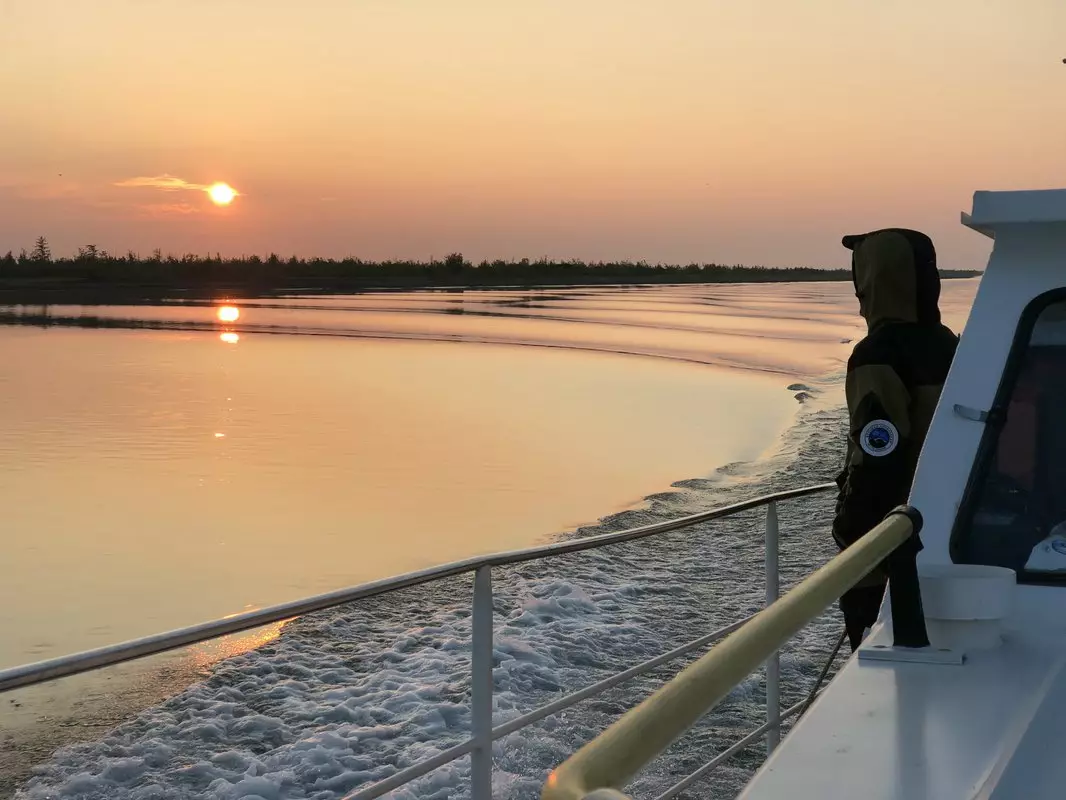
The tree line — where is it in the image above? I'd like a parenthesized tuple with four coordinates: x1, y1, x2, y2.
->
(0, 237, 979, 299)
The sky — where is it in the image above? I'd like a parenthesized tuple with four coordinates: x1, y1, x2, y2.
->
(1, 0, 1064, 269)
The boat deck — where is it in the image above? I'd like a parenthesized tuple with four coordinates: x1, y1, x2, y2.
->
(740, 626, 1066, 799)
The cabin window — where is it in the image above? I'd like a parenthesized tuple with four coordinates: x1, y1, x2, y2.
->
(953, 292, 1066, 581)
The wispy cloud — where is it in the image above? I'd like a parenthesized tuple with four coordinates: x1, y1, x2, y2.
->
(114, 174, 210, 192)
(137, 201, 200, 218)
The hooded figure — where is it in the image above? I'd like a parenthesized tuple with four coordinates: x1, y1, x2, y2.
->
(833, 228, 958, 650)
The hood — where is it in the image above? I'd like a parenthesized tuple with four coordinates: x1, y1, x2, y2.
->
(841, 228, 941, 328)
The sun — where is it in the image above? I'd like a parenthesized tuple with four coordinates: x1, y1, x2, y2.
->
(207, 182, 238, 206)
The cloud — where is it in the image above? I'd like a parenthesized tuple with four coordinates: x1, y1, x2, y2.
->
(137, 201, 200, 218)
(114, 174, 210, 192)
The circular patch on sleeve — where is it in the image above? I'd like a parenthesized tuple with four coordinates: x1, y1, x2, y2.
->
(859, 420, 899, 457)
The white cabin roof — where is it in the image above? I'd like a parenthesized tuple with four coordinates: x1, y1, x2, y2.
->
(963, 188, 1066, 238)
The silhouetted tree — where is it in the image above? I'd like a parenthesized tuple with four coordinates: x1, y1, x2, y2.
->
(31, 236, 51, 263)
(444, 253, 465, 276)
(76, 244, 100, 261)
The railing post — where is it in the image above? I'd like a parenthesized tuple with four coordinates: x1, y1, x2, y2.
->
(471, 566, 494, 800)
(764, 501, 780, 755)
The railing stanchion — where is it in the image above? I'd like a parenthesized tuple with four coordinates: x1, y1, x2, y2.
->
(471, 565, 495, 800)
(765, 500, 781, 755)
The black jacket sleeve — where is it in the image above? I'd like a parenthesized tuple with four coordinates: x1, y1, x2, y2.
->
(832, 359, 915, 550)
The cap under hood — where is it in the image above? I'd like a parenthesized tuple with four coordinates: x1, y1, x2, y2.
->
(841, 228, 941, 328)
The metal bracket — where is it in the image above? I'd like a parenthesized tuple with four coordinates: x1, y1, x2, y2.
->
(953, 404, 990, 423)
(856, 625, 965, 665)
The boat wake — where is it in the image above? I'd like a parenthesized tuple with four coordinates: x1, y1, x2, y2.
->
(0, 283, 867, 378)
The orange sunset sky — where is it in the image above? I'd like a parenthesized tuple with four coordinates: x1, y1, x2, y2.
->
(1, 0, 1064, 269)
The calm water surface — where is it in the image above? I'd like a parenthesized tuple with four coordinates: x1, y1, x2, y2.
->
(0, 306, 779, 668)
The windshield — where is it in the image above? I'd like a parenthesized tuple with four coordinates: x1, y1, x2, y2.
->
(954, 293, 1066, 577)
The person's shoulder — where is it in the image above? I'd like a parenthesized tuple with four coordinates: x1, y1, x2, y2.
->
(847, 322, 957, 375)
(847, 326, 899, 371)
(935, 323, 961, 347)
(917, 323, 960, 359)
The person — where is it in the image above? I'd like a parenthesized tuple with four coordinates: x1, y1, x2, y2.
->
(833, 228, 959, 651)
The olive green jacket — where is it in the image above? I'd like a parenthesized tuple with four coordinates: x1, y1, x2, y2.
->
(833, 229, 959, 585)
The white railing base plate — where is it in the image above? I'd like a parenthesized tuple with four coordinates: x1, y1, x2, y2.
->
(857, 634, 965, 665)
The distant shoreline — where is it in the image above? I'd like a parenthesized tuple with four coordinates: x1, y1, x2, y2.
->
(1, 243, 980, 303)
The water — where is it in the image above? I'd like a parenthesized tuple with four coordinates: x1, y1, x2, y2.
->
(0, 280, 978, 799)
(0, 326, 794, 671)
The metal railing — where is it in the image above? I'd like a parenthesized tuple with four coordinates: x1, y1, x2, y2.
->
(1, 482, 837, 800)
(541, 508, 922, 800)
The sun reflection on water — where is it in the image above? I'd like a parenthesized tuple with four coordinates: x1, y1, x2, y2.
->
(216, 305, 240, 323)
(187, 611, 293, 671)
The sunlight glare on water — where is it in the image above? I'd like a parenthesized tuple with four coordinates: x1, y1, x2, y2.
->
(216, 304, 240, 323)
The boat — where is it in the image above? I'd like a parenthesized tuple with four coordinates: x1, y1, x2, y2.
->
(1, 187, 1058, 799)
(541, 187, 1066, 799)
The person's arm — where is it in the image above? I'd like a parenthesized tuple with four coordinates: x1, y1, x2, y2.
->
(832, 357, 915, 550)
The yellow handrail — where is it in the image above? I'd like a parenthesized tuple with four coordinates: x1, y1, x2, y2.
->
(541, 510, 916, 800)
